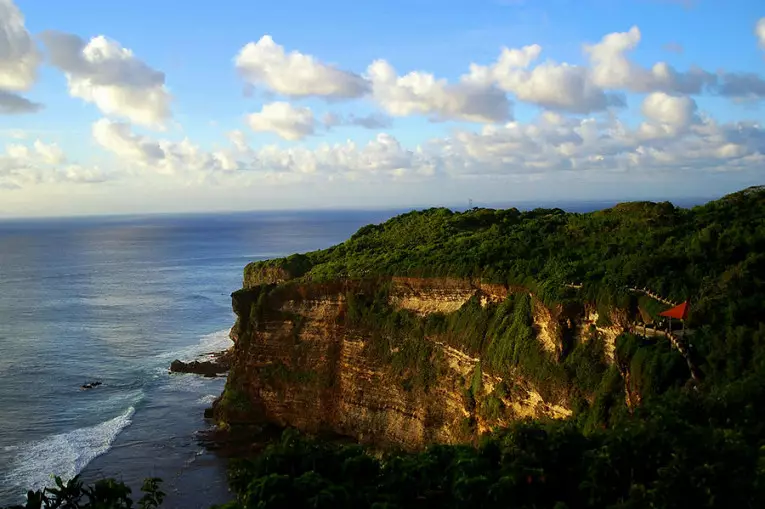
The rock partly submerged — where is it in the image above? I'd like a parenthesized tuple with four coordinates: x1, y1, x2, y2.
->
(169, 350, 232, 378)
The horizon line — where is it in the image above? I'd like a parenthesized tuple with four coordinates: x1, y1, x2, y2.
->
(0, 194, 723, 223)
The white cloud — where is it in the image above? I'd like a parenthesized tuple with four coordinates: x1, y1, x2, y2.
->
(366, 59, 511, 123)
(41, 32, 171, 127)
(638, 92, 697, 140)
(92, 118, 239, 174)
(585, 26, 715, 95)
(0, 139, 108, 189)
(246, 102, 316, 140)
(471, 44, 622, 113)
(32, 140, 66, 164)
(0, 0, 39, 91)
(227, 129, 249, 151)
(235, 35, 368, 99)
(0, 0, 41, 114)
(436, 112, 765, 176)
(757, 18, 765, 50)
(641, 92, 697, 127)
(81, 104, 765, 189)
(92, 118, 164, 163)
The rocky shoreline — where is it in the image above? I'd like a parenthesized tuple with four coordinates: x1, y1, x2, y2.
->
(169, 349, 232, 378)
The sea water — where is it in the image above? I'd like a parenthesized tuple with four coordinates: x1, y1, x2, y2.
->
(0, 210, 396, 507)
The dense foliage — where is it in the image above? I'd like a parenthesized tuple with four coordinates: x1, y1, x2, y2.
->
(3, 476, 164, 509)
(247, 186, 765, 386)
(6, 187, 765, 508)
(213, 380, 765, 509)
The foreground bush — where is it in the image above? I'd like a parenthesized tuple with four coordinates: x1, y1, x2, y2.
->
(3, 476, 164, 509)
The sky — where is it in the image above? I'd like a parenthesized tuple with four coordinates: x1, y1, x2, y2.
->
(0, 0, 764, 217)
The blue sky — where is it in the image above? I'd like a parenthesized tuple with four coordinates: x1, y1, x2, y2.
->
(0, 0, 764, 217)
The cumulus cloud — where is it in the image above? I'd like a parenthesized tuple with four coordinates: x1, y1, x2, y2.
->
(581, 25, 765, 100)
(586, 26, 716, 95)
(232, 24, 765, 122)
(641, 92, 697, 127)
(366, 59, 511, 123)
(0, 0, 41, 114)
(435, 112, 765, 176)
(246, 102, 316, 140)
(0, 139, 108, 188)
(470, 44, 622, 113)
(235, 35, 368, 99)
(40, 32, 171, 127)
(83, 103, 765, 188)
(92, 118, 164, 163)
(637, 92, 698, 140)
(5, 140, 65, 165)
(93, 118, 240, 174)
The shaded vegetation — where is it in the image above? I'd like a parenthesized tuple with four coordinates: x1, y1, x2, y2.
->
(3, 476, 164, 509)
(212, 376, 765, 509)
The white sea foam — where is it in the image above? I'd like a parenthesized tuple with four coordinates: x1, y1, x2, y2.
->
(195, 328, 234, 356)
(158, 329, 233, 364)
(3, 406, 136, 494)
(197, 394, 219, 405)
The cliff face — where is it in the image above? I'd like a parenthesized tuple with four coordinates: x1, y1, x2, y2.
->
(216, 276, 608, 450)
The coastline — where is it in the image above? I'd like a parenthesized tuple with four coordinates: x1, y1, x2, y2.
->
(76, 346, 238, 509)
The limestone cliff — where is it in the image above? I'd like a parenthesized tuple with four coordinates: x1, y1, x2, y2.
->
(214, 276, 614, 450)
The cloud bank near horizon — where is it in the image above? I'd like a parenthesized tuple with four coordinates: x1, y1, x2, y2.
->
(0, 0, 764, 215)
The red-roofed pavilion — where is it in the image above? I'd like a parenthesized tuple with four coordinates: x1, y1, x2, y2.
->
(659, 301, 689, 321)
(660, 301, 690, 335)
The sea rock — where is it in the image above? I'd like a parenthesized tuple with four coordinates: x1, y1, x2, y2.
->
(169, 358, 229, 377)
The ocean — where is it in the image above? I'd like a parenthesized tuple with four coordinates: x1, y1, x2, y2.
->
(0, 210, 399, 508)
(0, 198, 710, 507)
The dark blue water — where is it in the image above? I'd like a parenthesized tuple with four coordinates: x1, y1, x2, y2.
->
(0, 210, 400, 507)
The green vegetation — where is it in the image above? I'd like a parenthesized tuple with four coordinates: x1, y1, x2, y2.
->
(212, 382, 765, 508)
(6, 187, 765, 508)
(244, 185, 765, 387)
(220, 387, 251, 410)
(4, 475, 164, 509)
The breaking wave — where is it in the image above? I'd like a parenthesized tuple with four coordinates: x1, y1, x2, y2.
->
(3, 405, 137, 496)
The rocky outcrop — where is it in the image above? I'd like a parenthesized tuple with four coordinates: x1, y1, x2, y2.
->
(216, 277, 577, 450)
(388, 277, 507, 315)
(170, 351, 231, 377)
(580, 304, 630, 362)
